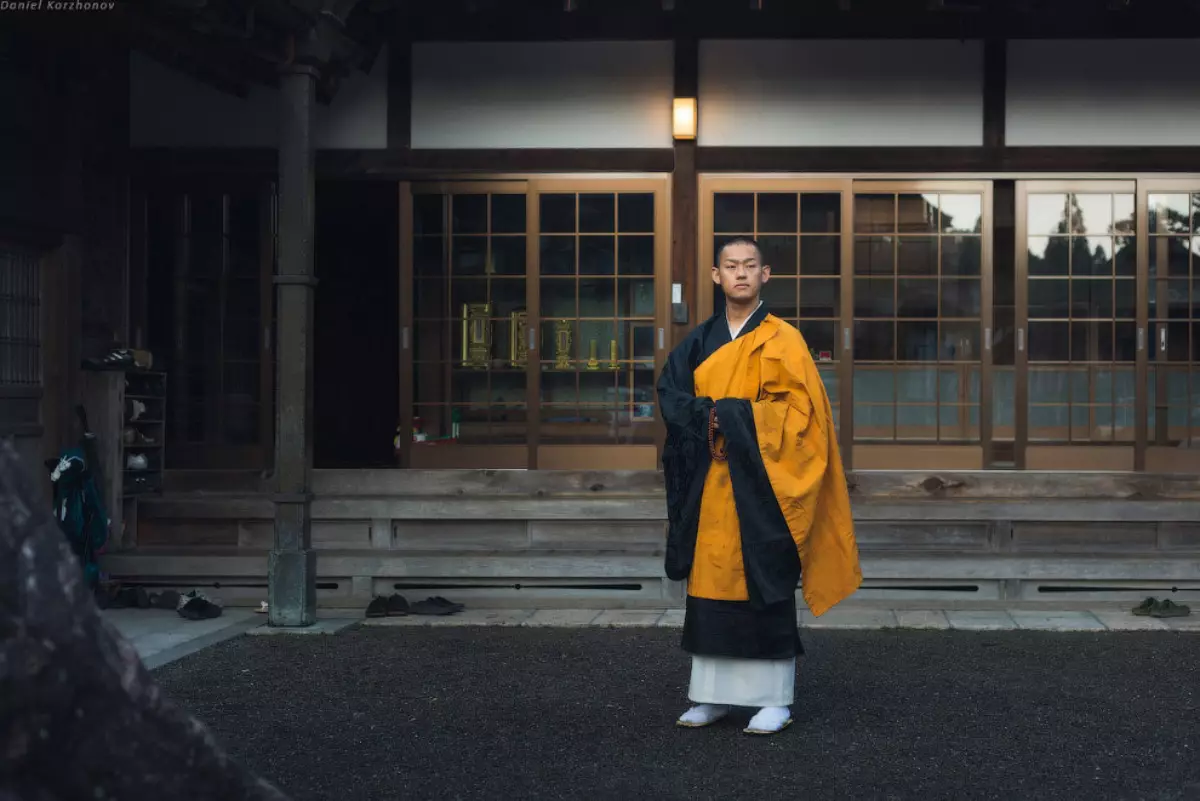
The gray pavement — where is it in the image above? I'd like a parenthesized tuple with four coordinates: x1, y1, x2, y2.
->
(153, 626, 1200, 801)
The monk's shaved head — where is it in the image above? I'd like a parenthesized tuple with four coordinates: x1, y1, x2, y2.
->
(716, 237, 762, 265)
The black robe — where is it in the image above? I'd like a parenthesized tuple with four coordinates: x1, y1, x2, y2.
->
(657, 304, 803, 661)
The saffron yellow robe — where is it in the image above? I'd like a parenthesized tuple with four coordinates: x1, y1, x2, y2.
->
(659, 306, 860, 659)
(690, 315, 861, 614)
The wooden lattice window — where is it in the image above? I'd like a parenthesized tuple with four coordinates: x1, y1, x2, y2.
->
(0, 245, 41, 387)
(140, 182, 276, 469)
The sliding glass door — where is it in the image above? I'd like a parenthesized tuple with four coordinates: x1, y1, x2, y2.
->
(530, 180, 669, 469)
(1014, 181, 1138, 471)
(850, 181, 993, 469)
(1141, 180, 1200, 473)
(700, 177, 992, 470)
(399, 177, 669, 469)
(699, 177, 854, 461)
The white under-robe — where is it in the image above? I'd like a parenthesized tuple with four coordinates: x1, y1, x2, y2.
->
(687, 654, 795, 708)
(686, 300, 792, 710)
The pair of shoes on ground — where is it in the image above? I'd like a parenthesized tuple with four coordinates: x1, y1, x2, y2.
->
(1132, 597, 1191, 618)
(676, 704, 793, 736)
(176, 590, 222, 620)
(365, 593, 465, 618)
(98, 585, 180, 612)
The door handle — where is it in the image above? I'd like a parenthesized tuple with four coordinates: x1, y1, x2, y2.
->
(984, 327, 992, 351)
(401, 326, 410, 351)
(1137, 327, 1145, 352)
(1160, 326, 1167, 353)
(1016, 328, 1024, 353)
(528, 326, 536, 352)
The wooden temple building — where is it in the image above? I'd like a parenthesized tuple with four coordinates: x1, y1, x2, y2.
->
(3, 0, 1200, 624)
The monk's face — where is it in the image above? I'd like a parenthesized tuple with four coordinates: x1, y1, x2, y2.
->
(713, 242, 770, 305)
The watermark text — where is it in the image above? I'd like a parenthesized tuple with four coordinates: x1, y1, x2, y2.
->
(1, 0, 118, 11)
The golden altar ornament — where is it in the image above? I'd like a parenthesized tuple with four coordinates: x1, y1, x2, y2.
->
(509, 310, 528, 367)
(461, 303, 492, 368)
(554, 320, 572, 369)
(586, 339, 599, 371)
(608, 339, 619, 370)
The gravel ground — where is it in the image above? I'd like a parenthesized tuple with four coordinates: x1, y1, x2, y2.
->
(154, 626, 1200, 801)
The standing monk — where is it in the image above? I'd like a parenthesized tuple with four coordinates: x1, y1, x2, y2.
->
(657, 237, 861, 736)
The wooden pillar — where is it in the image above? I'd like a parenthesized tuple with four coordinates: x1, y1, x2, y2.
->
(386, 34, 412, 150)
(983, 38, 1006, 466)
(269, 61, 319, 628)
(671, 35, 699, 349)
(982, 38, 1006, 150)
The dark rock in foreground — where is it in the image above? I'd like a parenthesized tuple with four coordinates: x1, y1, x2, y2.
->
(0, 440, 290, 801)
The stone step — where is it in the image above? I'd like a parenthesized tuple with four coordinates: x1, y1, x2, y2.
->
(356, 606, 1200, 632)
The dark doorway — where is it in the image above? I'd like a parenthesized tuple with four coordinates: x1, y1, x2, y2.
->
(314, 181, 399, 468)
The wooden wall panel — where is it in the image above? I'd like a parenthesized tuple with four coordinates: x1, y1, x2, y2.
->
(852, 445, 983, 472)
(529, 521, 665, 551)
(853, 523, 991, 552)
(237, 521, 273, 549)
(313, 468, 664, 496)
(1011, 523, 1158, 553)
(1025, 446, 1135, 472)
(138, 520, 239, 547)
(312, 522, 372, 549)
(536, 446, 659, 471)
(1157, 524, 1200, 551)
(392, 521, 530, 551)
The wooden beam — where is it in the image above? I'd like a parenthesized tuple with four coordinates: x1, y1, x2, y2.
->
(130, 46, 251, 99)
(131, 150, 279, 180)
(322, 148, 677, 174)
(132, 145, 1200, 180)
(386, 35, 412, 149)
(401, 4, 1200, 41)
(982, 38, 1006, 149)
(130, 148, 677, 178)
(139, 467, 1200, 501)
(97, 551, 1200, 584)
(135, 494, 1200, 523)
(696, 146, 1200, 173)
(118, 5, 274, 97)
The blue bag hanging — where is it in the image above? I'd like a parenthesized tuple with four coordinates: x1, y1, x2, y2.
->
(45, 406, 110, 587)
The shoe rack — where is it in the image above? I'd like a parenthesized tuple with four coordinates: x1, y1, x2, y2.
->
(122, 371, 166, 497)
(118, 371, 166, 552)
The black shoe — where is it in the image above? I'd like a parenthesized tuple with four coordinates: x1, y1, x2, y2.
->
(430, 596, 465, 612)
(411, 598, 458, 616)
(386, 594, 409, 616)
(365, 596, 388, 618)
(177, 594, 222, 620)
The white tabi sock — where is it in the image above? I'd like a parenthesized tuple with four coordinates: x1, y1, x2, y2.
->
(676, 704, 729, 727)
(745, 706, 792, 734)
